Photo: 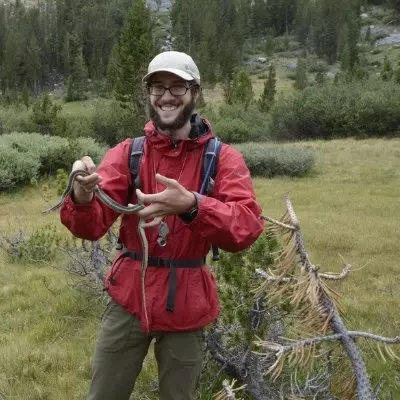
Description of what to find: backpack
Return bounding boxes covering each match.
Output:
[124,135,222,261]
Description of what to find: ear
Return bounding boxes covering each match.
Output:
[193,85,201,103]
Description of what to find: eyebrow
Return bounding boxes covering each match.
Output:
[150,79,186,85]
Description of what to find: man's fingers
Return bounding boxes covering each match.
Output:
[136,188,164,204]
[137,203,164,219]
[141,216,163,229]
[76,173,101,186]
[155,173,179,188]
[81,156,97,174]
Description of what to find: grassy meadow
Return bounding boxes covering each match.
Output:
[0,137,400,398]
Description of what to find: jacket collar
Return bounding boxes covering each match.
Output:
[144,114,214,154]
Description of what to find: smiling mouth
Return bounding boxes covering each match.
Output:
[159,105,179,111]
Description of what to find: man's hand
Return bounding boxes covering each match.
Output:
[72,156,102,204]
[136,174,196,221]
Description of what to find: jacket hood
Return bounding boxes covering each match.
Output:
[144,114,214,154]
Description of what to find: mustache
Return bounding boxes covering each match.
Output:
[148,98,196,131]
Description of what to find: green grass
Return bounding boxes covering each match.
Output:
[1,139,400,397]
[0,187,158,399]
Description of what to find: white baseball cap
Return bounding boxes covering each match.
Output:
[143,51,201,85]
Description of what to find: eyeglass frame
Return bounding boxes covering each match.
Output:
[146,82,196,97]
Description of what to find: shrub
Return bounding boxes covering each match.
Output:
[0,224,61,263]
[72,137,106,164]
[214,118,251,143]
[0,106,32,134]
[235,143,316,178]
[0,145,40,190]
[199,232,281,396]
[269,80,400,140]
[64,114,95,139]
[30,93,67,136]
[209,104,271,143]
[0,133,106,189]
[307,58,329,73]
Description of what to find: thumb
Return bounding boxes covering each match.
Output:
[81,156,97,174]
[136,188,145,203]
[72,160,87,172]
[155,173,178,188]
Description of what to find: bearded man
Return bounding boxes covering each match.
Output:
[60,51,264,400]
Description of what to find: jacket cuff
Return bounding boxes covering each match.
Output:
[63,194,96,212]
[178,192,202,224]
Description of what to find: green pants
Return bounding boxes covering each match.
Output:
[87,300,204,400]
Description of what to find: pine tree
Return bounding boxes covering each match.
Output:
[258,64,276,112]
[230,69,254,110]
[65,39,88,102]
[295,0,313,46]
[294,58,308,90]
[22,80,30,109]
[265,29,275,56]
[62,33,70,78]
[381,56,393,81]
[340,25,351,71]
[108,0,157,115]
[26,33,41,95]
[395,66,400,84]
[315,71,325,85]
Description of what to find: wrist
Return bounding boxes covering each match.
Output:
[179,192,199,223]
[72,185,94,204]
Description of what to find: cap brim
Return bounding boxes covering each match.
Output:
[142,68,194,83]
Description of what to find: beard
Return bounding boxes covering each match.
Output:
[148,97,196,132]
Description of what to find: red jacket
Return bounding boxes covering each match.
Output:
[60,119,263,332]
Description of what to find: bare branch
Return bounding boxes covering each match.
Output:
[261,215,296,231]
[256,332,400,355]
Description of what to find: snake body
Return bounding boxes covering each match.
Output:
[42,169,145,215]
[43,169,151,332]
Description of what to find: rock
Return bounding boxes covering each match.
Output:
[256,57,267,63]
[375,34,400,46]
[361,25,390,40]
[286,62,297,72]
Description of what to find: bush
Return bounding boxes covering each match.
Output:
[92,100,145,146]
[30,93,67,137]
[207,104,271,143]
[307,59,329,73]
[65,114,95,139]
[0,105,32,134]
[0,145,40,190]
[0,224,61,263]
[269,80,400,140]
[235,143,316,178]
[0,133,106,189]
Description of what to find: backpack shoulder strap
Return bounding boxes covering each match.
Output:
[200,137,222,261]
[200,137,222,195]
[127,135,146,203]
[116,136,146,251]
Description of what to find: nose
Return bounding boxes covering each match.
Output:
[160,88,175,99]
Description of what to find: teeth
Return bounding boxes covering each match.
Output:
[160,105,177,111]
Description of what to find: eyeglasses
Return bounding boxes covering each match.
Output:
[147,83,193,97]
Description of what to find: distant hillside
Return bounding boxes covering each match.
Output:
[0,0,174,11]
[146,0,173,11]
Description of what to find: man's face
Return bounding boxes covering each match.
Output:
[147,72,198,131]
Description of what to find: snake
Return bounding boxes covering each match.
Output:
[42,169,151,332]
